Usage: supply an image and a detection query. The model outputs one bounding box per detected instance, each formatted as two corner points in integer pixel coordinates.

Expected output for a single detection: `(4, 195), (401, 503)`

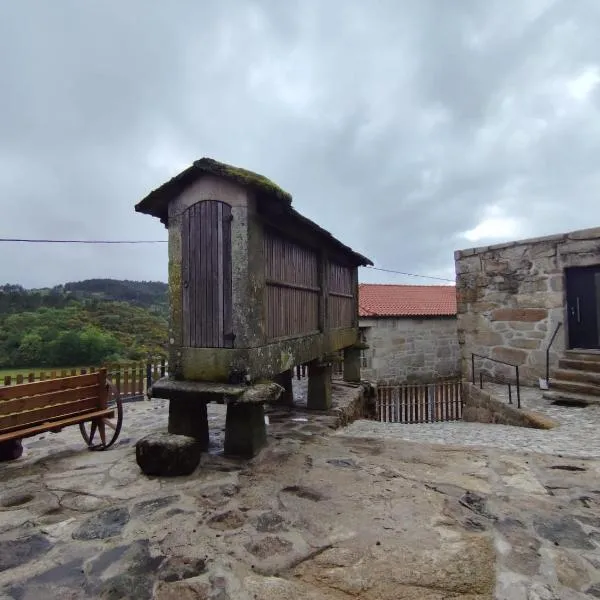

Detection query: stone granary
(134, 157), (372, 461)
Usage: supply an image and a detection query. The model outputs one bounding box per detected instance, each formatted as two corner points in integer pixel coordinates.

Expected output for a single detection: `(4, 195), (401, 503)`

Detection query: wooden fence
(295, 360), (344, 380)
(3, 357), (348, 396)
(376, 381), (463, 423)
(1, 358), (168, 400)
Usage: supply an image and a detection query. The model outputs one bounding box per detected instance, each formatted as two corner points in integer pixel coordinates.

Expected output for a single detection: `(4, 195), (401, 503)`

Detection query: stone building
(455, 226), (600, 388)
(358, 284), (460, 384)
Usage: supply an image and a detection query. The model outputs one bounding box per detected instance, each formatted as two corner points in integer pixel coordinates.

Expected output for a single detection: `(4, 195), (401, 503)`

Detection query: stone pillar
(307, 360), (332, 410)
(343, 346), (362, 383)
(224, 403), (267, 458)
(273, 369), (294, 406)
(168, 399), (209, 451)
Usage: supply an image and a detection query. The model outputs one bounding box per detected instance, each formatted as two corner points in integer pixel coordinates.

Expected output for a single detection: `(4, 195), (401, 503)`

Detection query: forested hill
(0, 279), (168, 317)
(0, 280), (169, 369)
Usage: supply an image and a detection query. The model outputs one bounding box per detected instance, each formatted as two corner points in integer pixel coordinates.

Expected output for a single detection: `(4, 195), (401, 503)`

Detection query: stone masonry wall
(455, 226), (600, 386)
(359, 316), (460, 384)
(462, 383), (557, 429)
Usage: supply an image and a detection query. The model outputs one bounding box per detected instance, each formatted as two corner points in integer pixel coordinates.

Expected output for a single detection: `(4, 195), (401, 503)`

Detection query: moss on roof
(193, 158), (292, 205)
(134, 157), (292, 223)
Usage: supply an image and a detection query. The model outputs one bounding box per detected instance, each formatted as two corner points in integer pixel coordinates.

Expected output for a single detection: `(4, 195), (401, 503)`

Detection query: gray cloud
(1, 0), (599, 287)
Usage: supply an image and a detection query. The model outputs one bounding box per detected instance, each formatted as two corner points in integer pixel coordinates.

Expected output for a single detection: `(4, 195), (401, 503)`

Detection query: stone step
(542, 389), (600, 406)
(558, 358), (600, 373)
(552, 368), (600, 385)
(564, 350), (600, 363)
(550, 379), (600, 397)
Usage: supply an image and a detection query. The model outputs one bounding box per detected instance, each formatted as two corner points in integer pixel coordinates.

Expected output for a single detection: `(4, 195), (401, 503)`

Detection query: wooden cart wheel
(79, 382), (123, 451)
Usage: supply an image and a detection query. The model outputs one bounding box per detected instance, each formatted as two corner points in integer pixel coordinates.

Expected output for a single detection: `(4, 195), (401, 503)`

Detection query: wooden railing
(376, 380), (463, 423)
(1, 357), (168, 400)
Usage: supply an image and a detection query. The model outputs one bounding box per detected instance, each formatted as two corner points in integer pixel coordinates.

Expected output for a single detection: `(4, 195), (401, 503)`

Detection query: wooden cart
(0, 368), (123, 452)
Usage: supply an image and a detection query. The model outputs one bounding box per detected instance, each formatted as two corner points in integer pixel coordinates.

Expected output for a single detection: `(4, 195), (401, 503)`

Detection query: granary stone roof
(135, 157), (373, 267)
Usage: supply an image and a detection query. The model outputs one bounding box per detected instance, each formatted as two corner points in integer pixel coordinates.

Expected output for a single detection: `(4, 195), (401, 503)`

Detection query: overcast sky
(1, 0), (599, 288)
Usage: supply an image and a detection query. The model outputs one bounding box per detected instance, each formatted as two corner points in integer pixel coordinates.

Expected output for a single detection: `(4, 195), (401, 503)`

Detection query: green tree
(16, 333), (44, 366)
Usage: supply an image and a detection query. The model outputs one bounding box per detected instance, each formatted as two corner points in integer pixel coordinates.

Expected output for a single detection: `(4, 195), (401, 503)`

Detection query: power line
(362, 265), (455, 283)
(0, 237), (455, 282)
(0, 238), (167, 244)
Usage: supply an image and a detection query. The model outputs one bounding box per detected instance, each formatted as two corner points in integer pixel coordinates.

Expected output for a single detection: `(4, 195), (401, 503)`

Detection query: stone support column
(168, 399), (209, 451)
(343, 346), (362, 383)
(307, 360), (332, 410)
(273, 369), (294, 406)
(224, 403), (267, 458)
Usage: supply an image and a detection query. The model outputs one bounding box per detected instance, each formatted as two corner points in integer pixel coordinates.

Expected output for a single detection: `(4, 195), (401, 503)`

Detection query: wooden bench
(0, 368), (124, 452)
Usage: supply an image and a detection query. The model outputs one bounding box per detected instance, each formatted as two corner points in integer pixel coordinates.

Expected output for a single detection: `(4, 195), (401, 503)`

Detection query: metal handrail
(477, 371), (517, 406)
(545, 322), (563, 384)
(471, 353), (521, 408)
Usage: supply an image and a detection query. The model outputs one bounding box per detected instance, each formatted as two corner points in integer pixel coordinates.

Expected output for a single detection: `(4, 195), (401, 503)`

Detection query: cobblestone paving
(340, 383), (600, 459)
(2, 381), (600, 598)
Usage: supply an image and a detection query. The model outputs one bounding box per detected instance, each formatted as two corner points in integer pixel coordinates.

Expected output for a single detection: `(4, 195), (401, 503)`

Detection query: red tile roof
(359, 284), (457, 317)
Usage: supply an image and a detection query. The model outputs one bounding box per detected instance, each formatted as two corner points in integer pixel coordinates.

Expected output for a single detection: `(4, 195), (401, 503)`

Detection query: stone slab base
(136, 432), (201, 476)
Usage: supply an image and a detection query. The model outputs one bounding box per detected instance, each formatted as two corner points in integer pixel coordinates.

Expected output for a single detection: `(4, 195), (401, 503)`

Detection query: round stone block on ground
(136, 432), (201, 476)
(0, 439), (23, 462)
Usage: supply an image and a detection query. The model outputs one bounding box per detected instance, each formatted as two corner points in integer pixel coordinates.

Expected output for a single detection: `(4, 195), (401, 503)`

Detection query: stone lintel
(151, 378), (283, 406)
(149, 377), (246, 403)
(180, 327), (359, 382)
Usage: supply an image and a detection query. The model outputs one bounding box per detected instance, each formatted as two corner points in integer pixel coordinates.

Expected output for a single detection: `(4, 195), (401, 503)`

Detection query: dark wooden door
(566, 266), (600, 349)
(181, 200), (233, 348)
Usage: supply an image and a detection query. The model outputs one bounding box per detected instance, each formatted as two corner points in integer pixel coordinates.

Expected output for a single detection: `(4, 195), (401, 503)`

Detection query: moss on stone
(193, 158), (292, 205)
(522, 411), (559, 430)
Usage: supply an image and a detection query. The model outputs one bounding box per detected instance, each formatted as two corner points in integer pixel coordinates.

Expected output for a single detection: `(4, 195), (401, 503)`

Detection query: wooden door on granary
(181, 200), (233, 348)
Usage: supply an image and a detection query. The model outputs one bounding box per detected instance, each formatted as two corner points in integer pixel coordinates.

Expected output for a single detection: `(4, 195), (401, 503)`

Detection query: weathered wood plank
(0, 408), (115, 443)
(0, 397), (104, 432)
(0, 373), (101, 401)
(0, 384), (101, 416)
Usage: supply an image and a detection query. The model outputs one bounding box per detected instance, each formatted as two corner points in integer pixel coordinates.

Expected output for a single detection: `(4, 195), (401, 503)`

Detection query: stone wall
(455, 226), (600, 385)
(462, 383), (557, 429)
(359, 316), (460, 384)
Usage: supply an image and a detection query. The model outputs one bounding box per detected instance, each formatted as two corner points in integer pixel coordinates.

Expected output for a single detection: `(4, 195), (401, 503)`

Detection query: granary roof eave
(134, 157), (374, 266)
(134, 157), (293, 222)
(134, 164), (198, 221)
(279, 204), (373, 267)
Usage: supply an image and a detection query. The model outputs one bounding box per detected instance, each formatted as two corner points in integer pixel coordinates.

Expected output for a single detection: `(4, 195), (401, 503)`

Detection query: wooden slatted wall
(264, 231), (320, 339)
(181, 200), (233, 348)
(328, 261), (354, 329)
